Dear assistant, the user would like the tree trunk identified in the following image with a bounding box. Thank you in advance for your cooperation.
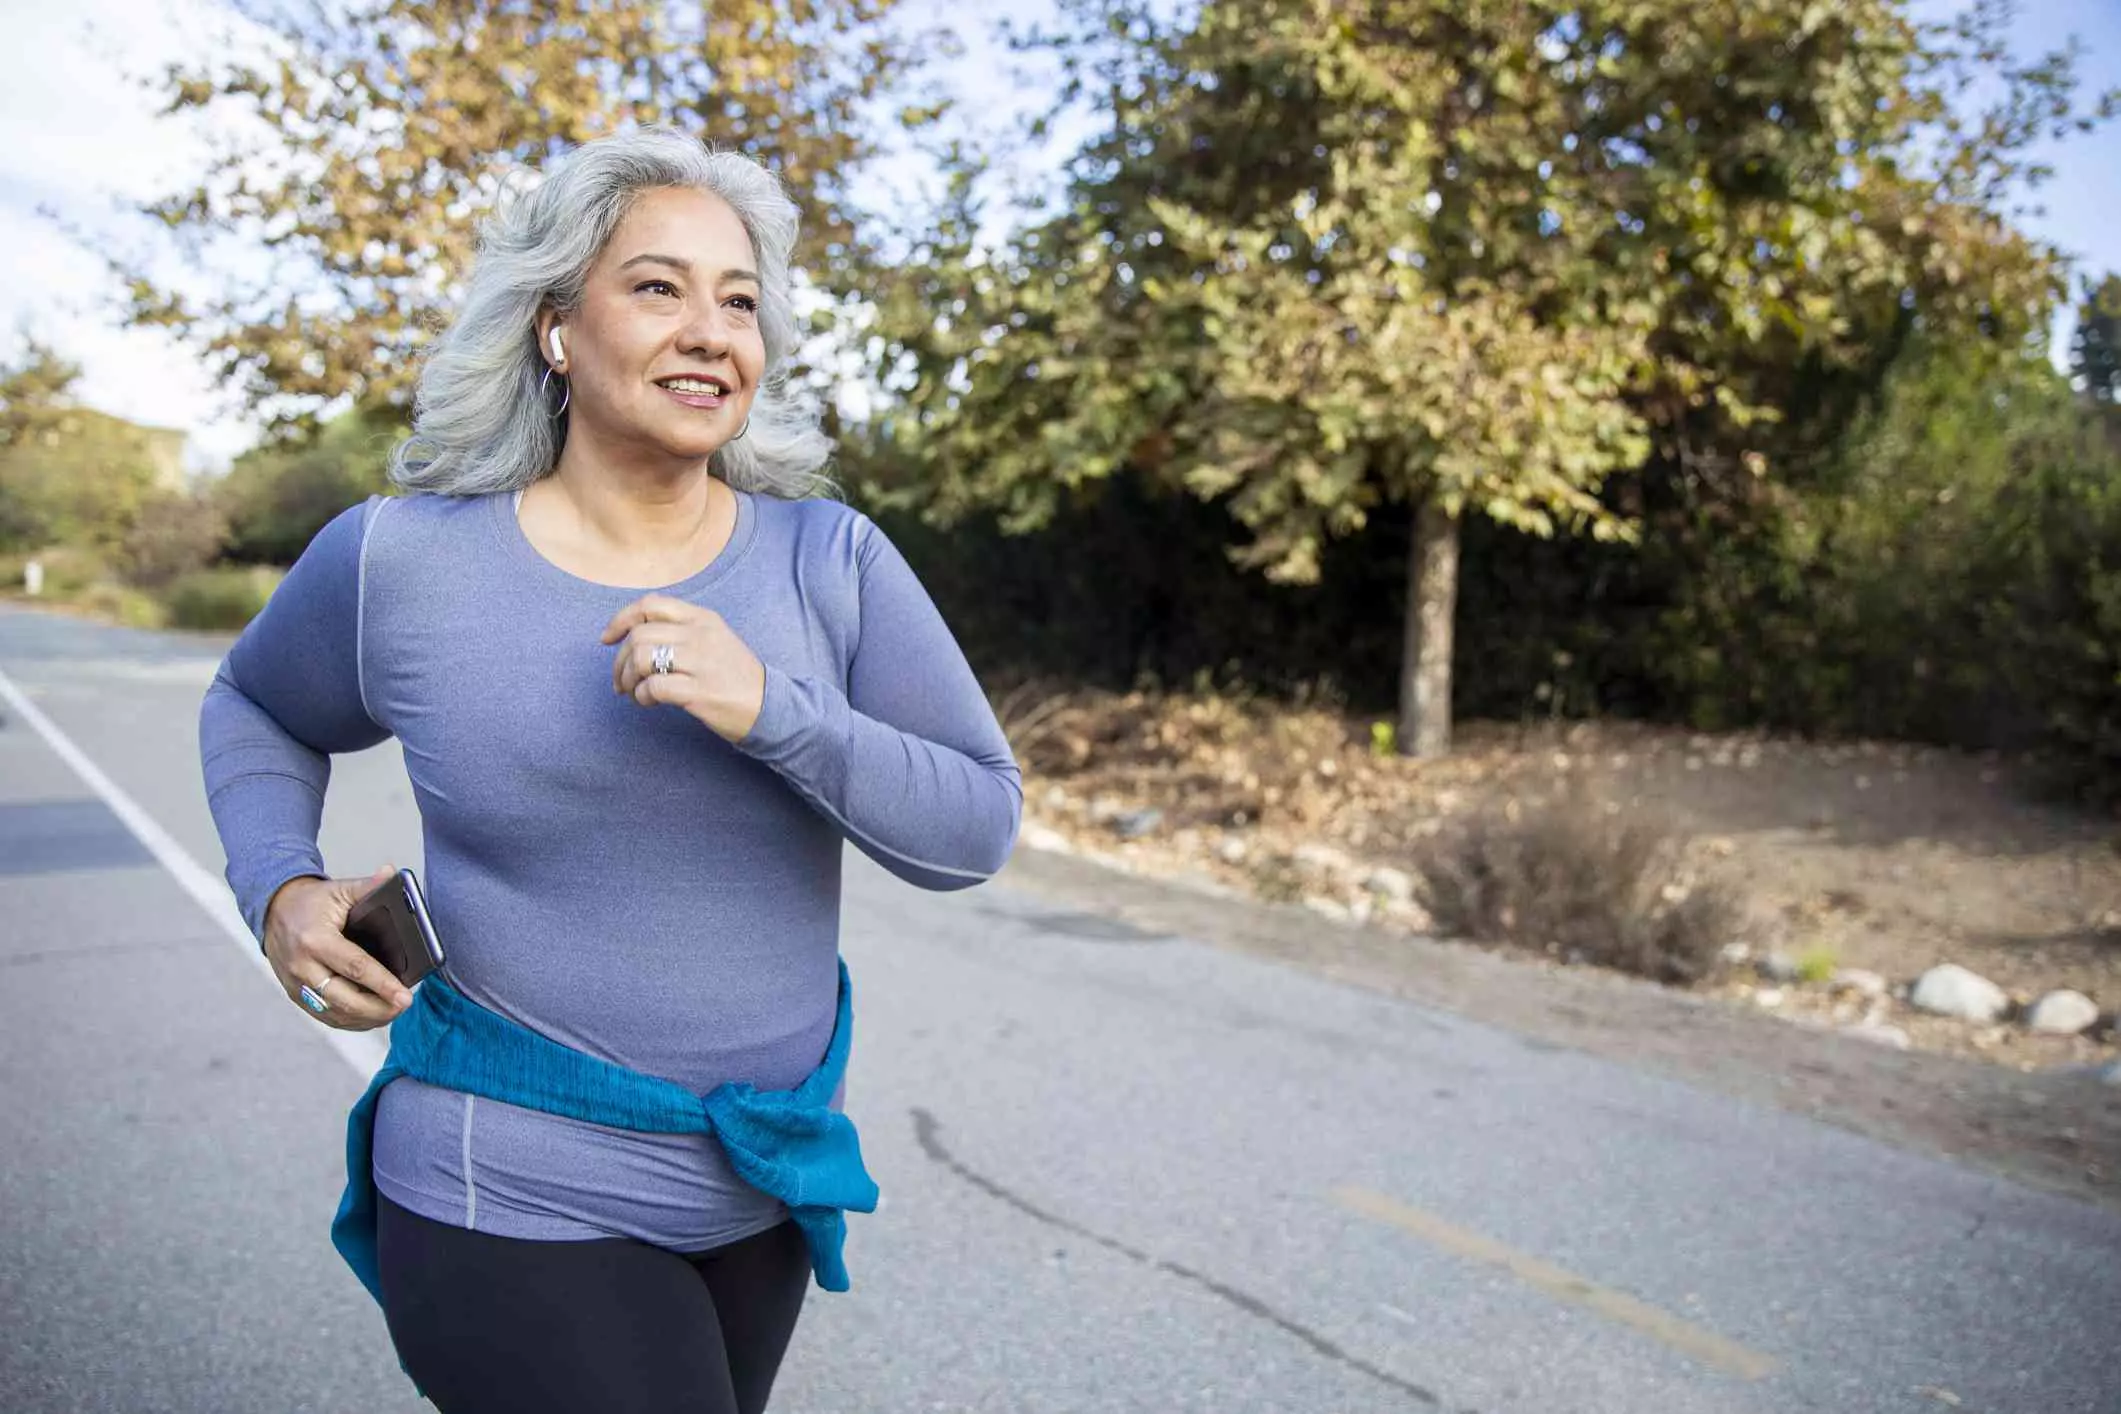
[1397,494,1460,758]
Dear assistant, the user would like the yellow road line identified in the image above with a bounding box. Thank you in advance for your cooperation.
[1333,1186,1779,1382]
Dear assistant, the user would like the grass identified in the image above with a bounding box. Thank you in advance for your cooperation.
[1795,945,1840,985]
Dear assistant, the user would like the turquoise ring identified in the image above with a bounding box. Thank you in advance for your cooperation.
[300,982,331,1014]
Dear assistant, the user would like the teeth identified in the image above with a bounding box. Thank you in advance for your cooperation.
[662,378,724,394]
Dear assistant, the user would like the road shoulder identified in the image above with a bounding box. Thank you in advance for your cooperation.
[997,843,2121,1214]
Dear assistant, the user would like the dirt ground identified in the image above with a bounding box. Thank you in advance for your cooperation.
[994,684,2121,1072]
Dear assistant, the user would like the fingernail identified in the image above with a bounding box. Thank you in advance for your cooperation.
[397,992,413,1007]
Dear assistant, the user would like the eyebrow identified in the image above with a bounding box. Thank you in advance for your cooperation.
[616,253,760,285]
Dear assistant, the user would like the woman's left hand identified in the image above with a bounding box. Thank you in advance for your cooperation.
[601,594,766,743]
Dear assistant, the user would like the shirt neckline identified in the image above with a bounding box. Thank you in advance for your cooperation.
[490,479,759,597]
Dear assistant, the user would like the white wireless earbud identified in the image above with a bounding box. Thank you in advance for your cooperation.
[547,327,566,365]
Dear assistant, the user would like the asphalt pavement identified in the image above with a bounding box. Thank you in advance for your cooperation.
[1,602,2116,1414]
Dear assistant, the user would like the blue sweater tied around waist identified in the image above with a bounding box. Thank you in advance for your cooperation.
[333,956,879,1322]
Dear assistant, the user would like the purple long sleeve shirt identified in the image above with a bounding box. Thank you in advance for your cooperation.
[200,485,1021,1250]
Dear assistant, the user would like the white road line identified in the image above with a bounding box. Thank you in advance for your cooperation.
[0,664,388,1077]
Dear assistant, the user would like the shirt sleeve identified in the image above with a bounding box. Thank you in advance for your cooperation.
[198,498,391,939]
[734,515,1022,891]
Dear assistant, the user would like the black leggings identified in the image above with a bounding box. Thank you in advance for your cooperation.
[375,1191,811,1413]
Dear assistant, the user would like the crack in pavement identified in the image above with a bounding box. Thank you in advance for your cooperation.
[909,1107,1471,1412]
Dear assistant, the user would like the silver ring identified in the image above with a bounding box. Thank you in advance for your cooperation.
[299,982,332,1014]
[651,644,676,676]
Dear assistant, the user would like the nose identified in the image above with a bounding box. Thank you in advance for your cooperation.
[675,299,734,359]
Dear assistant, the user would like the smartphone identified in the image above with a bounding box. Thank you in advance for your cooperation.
[343,867,445,988]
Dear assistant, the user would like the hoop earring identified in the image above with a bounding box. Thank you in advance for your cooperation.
[734,416,750,440]
[539,365,570,418]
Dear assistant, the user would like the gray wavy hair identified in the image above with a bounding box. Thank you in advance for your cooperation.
[390,127,834,499]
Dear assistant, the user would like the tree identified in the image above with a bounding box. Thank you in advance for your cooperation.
[120,0,933,429]
[0,341,178,553]
[215,408,398,564]
[2072,273,2121,403]
[864,0,2108,756]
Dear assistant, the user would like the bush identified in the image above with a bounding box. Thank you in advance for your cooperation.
[117,490,229,589]
[76,580,168,629]
[216,410,396,564]
[163,566,282,630]
[1415,795,1744,986]
[2,544,110,599]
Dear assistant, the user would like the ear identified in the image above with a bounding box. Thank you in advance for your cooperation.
[536,310,566,369]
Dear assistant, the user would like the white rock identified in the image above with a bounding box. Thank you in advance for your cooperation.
[1909,964,2009,1024]
[1754,988,1786,1009]
[1843,1022,1912,1050]
[1383,899,1437,932]
[2022,990,2101,1036]
[1216,837,1249,865]
[1018,823,1073,854]
[1756,951,1801,984]
[1302,894,1355,923]
[1292,842,1353,876]
[1718,941,1753,966]
[1364,866,1415,904]
[1831,968,1890,1001]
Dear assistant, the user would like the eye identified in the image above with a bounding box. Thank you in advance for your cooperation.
[725,294,760,314]
[635,279,679,297]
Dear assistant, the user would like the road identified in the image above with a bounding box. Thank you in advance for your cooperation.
[1,602,2116,1414]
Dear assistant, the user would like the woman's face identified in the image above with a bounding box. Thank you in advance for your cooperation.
[549,185,767,466]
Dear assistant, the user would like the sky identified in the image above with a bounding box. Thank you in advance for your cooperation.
[1,0,2117,473]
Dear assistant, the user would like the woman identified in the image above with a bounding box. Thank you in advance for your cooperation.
[199,127,1022,1413]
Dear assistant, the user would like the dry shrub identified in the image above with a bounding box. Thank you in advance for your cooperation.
[118,491,229,590]
[1415,794,1743,986]
[76,580,167,629]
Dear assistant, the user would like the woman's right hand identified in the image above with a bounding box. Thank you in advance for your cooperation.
[262,868,416,1031]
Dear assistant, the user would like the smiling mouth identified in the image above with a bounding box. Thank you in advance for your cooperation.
[657,375,731,398]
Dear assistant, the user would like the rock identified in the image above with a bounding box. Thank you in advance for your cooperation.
[1018,823,1073,854]
[1364,866,1415,904]
[1109,808,1164,840]
[1843,1022,1912,1050]
[1831,968,1890,1001]
[1909,964,2009,1024]
[1041,785,1069,810]
[1088,794,1123,824]
[1302,895,1355,923]
[1292,841,1353,876]
[1756,951,1801,984]
[2022,989,2100,1036]
[1348,895,1375,925]
[1382,899,1436,932]
[1216,837,1249,865]
[1754,987,1786,1009]
[1718,941,1752,967]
